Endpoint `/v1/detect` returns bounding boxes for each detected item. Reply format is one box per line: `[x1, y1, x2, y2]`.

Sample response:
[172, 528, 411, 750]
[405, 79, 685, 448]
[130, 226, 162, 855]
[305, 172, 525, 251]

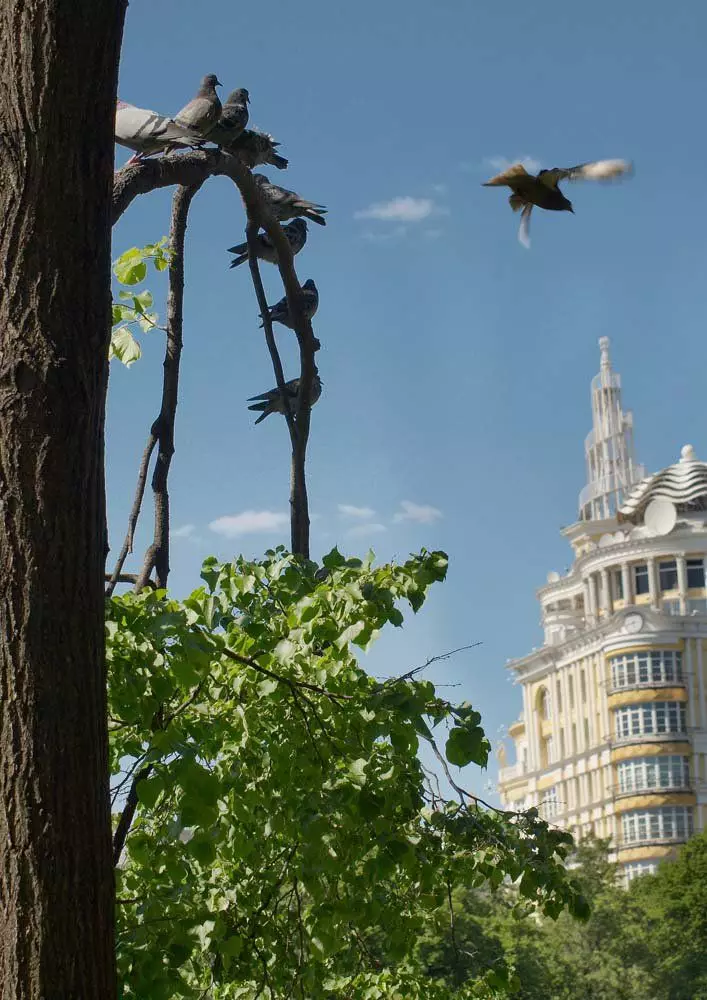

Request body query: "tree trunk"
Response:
[0, 1, 126, 996]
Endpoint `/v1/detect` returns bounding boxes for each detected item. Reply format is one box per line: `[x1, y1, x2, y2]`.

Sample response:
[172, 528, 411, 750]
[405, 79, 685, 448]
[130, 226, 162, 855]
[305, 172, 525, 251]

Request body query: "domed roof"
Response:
[618, 445, 707, 523]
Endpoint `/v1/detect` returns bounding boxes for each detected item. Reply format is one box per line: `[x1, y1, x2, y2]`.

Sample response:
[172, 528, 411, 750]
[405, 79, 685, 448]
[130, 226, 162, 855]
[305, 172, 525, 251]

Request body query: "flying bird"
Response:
[247, 374, 322, 424]
[115, 101, 203, 163]
[260, 279, 319, 329]
[229, 129, 288, 170]
[482, 159, 633, 247]
[174, 74, 222, 135]
[208, 88, 250, 144]
[252, 174, 327, 225]
[227, 219, 308, 268]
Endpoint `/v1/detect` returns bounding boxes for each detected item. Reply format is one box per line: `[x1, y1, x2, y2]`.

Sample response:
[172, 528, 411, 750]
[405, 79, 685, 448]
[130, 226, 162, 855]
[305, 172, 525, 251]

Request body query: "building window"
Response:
[613, 569, 624, 601]
[580, 669, 587, 702]
[584, 717, 590, 747]
[614, 701, 687, 740]
[609, 650, 682, 690]
[540, 786, 559, 819]
[571, 723, 577, 753]
[569, 676, 575, 709]
[634, 564, 650, 596]
[624, 861, 657, 883]
[659, 559, 678, 592]
[556, 680, 563, 714]
[687, 558, 705, 589]
[538, 687, 551, 720]
[621, 806, 693, 845]
[688, 598, 707, 615]
[559, 729, 565, 756]
[662, 598, 681, 616]
[617, 755, 690, 794]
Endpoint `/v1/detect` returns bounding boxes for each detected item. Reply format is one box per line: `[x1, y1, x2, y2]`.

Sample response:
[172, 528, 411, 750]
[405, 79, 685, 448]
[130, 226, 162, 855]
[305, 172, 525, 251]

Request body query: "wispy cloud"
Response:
[355, 196, 442, 223]
[171, 523, 196, 539]
[346, 522, 388, 538]
[484, 155, 542, 175]
[338, 504, 376, 520]
[431, 183, 447, 195]
[208, 510, 288, 538]
[393, 500, 443, 525]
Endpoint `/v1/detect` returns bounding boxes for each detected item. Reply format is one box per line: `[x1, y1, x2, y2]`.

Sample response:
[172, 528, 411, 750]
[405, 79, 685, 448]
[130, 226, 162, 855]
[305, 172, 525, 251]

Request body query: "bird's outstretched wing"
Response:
[538, 159, 633, 188]
[482, 163, 529, 187]
[518, 204, 533, 249]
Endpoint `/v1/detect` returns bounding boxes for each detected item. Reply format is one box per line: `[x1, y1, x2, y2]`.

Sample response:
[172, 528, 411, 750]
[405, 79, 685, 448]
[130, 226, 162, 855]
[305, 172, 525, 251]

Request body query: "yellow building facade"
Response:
[498, 338, 707, 882]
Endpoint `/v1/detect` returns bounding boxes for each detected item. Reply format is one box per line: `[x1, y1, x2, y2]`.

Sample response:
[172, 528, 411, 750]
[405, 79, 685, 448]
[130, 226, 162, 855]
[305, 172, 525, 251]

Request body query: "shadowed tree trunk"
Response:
[0, 1, 127, 996]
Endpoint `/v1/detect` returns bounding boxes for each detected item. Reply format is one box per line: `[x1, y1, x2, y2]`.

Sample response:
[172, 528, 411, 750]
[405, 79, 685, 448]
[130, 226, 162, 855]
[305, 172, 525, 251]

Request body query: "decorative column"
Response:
[589, 574, 599, 623]
[601, 568, 611, 615]
[677, 554, 688, 614]
[621, 563, 632, 606]
[648, 557, 660, 609]
[583, 579, 593, 625]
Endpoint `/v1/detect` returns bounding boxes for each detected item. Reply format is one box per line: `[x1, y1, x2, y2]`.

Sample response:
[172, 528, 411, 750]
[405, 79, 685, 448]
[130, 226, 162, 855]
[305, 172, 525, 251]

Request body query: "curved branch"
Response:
[114, 151, 320, 559]
[135, 182, 203, 591]
[105, 431, 158, 595]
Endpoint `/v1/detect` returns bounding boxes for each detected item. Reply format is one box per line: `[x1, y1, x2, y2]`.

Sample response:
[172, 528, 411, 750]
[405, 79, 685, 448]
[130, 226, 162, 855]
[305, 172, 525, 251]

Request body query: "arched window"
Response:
[537, 687, 551, 720]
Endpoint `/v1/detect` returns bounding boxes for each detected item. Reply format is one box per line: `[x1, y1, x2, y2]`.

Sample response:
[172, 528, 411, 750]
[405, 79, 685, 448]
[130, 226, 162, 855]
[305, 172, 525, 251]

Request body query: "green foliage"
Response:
[109, 548, 582, 998]
[419, 833, 707, 1000]
[110, 239, 170, 366]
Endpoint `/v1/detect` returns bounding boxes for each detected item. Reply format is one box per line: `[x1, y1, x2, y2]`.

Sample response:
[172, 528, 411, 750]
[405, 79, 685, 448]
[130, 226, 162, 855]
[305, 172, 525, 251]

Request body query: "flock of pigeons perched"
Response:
[115, 75, 634, 423]
[115, 74, 325, 425]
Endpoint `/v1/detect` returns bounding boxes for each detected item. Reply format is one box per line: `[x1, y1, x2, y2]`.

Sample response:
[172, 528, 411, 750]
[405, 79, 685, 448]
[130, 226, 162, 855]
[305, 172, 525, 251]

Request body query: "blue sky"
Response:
[110, 0, 707, 798]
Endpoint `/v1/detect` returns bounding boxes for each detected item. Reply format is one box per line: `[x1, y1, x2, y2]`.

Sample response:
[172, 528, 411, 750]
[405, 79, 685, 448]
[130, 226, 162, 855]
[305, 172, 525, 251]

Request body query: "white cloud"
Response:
[485, 155, 542, 175]
[338, 504, 376, 519]
[208, 510, 288, 538]
[346, 522, 388, 538]
[171, 523, 196, 539]
[393, 501, 443, 525]
[355, 196, 438, 223]
[432, 183, 447, 195]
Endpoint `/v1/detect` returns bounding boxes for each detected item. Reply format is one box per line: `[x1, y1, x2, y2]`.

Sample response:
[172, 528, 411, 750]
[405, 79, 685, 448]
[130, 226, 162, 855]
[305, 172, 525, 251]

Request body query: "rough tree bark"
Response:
[0, 1, 127, 997]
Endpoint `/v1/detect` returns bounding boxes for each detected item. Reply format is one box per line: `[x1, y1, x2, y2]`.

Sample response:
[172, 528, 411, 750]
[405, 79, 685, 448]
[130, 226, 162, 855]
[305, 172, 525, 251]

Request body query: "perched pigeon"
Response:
[229, 129, 288, 170]
[174, 74, 222, 136]
[483, 159, 633, 247]
[228, 219, 308, 268]
[115, 101, 203, 163]
[253, 173, 327, 226]
[260, 279, 319, 330]
[207, 88, 250, 143]
[247, 374, 322, 424]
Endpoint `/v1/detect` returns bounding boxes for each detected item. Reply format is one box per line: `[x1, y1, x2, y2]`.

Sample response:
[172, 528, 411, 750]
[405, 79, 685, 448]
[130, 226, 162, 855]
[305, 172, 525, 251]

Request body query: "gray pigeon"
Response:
[115, 101, 203, 163]
[229, 129, 288, 170]
[227, 219, 308, 268]
[174, 74, 222, 136]
[207, 88, 250, 144]
[252, 173, 327, 226]
[483, 158, 633, 248]
[260, 279, 319, 330]
[247, 374, 322, 424]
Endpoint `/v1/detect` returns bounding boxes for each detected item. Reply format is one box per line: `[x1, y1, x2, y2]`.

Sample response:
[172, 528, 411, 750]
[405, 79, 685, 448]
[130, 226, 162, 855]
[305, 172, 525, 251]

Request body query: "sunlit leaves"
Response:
[108, 548, 580, 998]
[110, 238, 170, 367]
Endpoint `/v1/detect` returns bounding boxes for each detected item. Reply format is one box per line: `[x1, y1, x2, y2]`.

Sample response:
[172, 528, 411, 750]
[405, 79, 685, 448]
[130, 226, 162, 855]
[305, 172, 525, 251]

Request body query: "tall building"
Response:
[498, 337, 707, 882]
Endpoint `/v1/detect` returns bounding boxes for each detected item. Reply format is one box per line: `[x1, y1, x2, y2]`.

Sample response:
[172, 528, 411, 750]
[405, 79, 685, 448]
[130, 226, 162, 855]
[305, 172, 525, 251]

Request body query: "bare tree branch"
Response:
[113, 763, 153, 866]
[105, 432, 158, 595]
[135, 182, 203, 591]
[113, 151, 320, 558]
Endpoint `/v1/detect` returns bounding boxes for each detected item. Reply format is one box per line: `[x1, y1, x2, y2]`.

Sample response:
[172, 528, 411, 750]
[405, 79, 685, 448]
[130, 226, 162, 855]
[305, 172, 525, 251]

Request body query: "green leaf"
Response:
[109, 327, 141, 367]
[137, 773, 165, 808]
[445, 724, 486, 767]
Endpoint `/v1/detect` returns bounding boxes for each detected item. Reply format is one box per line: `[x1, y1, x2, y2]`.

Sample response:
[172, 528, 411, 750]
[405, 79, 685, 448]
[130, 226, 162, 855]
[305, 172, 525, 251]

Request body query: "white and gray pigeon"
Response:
[207, 88, 250, 145]
[227, 219, 308, 268]
[229, 129, 288, 170]
[115, 101, 203, 163]
[247, 374, 322, 424]
[174, 74, 222, 136]
[260, 279, 319, 330]
[252, 174, 327, 226]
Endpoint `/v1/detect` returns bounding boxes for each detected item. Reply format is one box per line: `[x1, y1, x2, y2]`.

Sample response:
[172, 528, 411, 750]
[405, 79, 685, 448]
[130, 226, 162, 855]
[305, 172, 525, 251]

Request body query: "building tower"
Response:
[498, 338, 707, 882]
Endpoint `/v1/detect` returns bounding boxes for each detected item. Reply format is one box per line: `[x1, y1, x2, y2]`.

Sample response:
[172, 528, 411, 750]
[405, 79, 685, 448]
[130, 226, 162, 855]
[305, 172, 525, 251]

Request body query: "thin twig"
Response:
[135, 182, 203, 591]
[105, 432, 158, 595]
[221, 645, 352, 702]
[381, 642, 483, 687]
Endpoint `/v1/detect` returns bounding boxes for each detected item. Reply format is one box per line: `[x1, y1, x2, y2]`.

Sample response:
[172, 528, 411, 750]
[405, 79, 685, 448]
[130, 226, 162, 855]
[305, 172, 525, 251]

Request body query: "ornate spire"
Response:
[578, 338, 645, 521]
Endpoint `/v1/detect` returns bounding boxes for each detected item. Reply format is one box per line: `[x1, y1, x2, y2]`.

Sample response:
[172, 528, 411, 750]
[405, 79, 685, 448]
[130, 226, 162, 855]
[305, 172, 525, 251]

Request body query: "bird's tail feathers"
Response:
[303, 210, 327, 226]
[229, 253, 248, 268]
[508, 194, 526, 213]
[269, 152, 288, 169]
[227, 240, 247, 255]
